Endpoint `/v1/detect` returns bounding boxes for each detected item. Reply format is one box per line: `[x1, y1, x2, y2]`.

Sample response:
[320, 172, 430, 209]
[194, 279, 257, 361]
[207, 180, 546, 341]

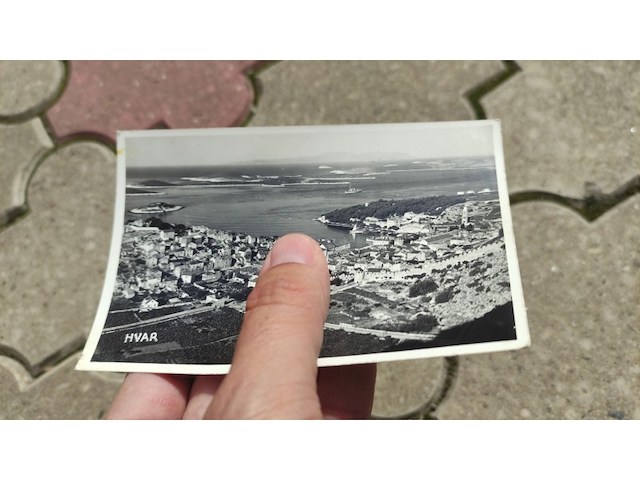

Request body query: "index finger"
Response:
[205, 233, 330, 419]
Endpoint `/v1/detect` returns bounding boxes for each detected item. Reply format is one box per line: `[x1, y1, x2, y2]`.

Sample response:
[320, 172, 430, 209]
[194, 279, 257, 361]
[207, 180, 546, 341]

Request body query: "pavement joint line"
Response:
[243, 60, 640, 418]
[2, 61, 637, 409]
[464, 60, 522, 121]
[424, 60, 522, 415]
[0, 119, 55, 232]
[371, 357, 460, 420]
[44, 60, 267, 145]
[509, 175, 640, 222]
[241, 60, 279, 127]
[421, 356, 460, 419]
[0, 334, 86, 381]
[1, 60, 270, 231]
[0, 61, 286, 389]
[0, 61, 69, 125]
[0, 135, 115, 233]
[466, 60, 640, 222]
[40, 103, 121, 150]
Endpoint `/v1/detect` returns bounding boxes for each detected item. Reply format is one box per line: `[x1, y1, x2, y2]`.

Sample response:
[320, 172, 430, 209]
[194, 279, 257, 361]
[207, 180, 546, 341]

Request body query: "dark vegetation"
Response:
[126, 187, 157, 194]
[435, 287, 455, 304]
[322, 302, 517, 358]
[130, 217, 188, 234]
[413, 314, 438, 332]
[349, 287, 388, 303]
[409, 278, 438, 298]
[137, 179, 175, 187]
[386, 302, 517, 353]
[395, 313, 438, 333]
[94, 307, 243, 364]
[323, 195, 466, 223]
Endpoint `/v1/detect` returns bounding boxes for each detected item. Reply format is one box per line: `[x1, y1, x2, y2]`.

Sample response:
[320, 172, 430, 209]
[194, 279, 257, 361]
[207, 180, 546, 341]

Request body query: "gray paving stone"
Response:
[438, 199, 640, 419]
[251, 60, 503, 126]
[0, 141, 116, 368]
[485, 61, 640, 197]
[0, 354, 122, 419]
[371, 358, 443, 418]
[0, 61, 65, 119]
[4, 60, 636, 420]
[0, 119, 53, 221]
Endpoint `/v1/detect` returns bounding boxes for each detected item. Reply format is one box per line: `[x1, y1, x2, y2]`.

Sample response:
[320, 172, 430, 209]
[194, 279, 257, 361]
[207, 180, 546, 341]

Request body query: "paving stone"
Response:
[0, 142, 116, 368]
[0, 119, 53, 221]
[0, 354, 122, 419]
[250, 60, 503, 126]
[438, 199, 640, 419]
[484, 61, 640, 197]
[371, 358, 444, 418]
[46, 61, 261, 142]
[0, 61, 65, 119]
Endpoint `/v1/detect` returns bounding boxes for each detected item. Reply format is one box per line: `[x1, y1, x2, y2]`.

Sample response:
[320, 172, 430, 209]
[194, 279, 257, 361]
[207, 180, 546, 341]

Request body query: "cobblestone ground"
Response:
[0, 61, 637, 419]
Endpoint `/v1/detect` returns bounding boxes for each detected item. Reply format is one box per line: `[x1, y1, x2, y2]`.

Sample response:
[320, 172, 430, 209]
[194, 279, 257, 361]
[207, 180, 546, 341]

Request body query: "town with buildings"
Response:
[104, 191, 514, 356]
[109, 219, 274, 319]
[320, 192, 513, 345]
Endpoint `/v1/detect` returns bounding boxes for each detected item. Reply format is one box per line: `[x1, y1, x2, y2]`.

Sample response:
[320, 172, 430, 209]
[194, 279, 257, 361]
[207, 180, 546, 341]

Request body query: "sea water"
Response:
[124, 160, 498, 245]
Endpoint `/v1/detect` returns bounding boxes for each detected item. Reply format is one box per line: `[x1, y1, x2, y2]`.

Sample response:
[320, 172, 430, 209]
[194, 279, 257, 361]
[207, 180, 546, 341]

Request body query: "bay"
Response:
[124, 161, 498, 244]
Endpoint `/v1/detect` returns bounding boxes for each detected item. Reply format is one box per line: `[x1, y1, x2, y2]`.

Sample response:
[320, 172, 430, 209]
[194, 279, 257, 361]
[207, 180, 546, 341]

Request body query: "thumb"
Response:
[205, 233, 330, 419]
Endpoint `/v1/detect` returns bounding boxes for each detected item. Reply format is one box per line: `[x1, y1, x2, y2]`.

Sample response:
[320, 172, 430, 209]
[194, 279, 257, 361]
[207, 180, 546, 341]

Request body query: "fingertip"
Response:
[269, 233, 326, 269]
[106, 373, 192, 420]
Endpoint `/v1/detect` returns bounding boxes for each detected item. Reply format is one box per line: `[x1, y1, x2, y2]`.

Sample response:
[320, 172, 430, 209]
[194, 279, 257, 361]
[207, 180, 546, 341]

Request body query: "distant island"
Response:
[127, 174, 364, 190]
[130, 202, 183, 214]
[137, 180, 176, 187]
[126, 187, 163, 196]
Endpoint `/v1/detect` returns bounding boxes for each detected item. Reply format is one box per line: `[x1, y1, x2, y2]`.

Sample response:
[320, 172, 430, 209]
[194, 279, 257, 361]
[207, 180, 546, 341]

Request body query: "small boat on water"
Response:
[130, 202, 183, 214]
[350, 224, 364, 235]
[345, 186, 362, 194]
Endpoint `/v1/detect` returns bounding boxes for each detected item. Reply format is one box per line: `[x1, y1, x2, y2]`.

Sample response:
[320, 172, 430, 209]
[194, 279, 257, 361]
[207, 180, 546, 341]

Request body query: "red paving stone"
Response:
[46, 61, 262, 143]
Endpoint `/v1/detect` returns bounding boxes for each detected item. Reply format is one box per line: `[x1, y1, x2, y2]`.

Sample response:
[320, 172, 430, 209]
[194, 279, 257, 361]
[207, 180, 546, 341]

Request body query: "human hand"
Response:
[106, 233, 377, 419]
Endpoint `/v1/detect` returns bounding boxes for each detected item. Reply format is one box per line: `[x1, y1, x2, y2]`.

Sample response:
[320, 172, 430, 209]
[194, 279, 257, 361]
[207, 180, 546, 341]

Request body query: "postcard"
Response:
[77, 120, 530, 374]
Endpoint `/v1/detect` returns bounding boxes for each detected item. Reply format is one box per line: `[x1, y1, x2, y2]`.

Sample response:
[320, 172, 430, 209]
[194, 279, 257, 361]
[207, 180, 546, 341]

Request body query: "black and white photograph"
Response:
[78, 121, 529, 374]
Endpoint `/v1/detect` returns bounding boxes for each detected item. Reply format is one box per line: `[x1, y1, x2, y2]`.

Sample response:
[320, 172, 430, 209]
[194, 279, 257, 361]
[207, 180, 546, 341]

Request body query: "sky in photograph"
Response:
[122, 121, 498, 168]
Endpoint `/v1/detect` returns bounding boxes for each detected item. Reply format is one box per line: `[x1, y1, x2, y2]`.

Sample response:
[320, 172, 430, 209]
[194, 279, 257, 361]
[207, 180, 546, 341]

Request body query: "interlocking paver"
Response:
[3, 60, 637, 420]
[46, 61, 261, 142]
[0, 119, 53, 222]
[484, 61, 640, 197]
[371, 358, 442, 418]
[250, 60, 507, 416]
[0, 141, 115, 368]
[0, 61, 65, 119]
[0, 355, 121, 419]
[250, 60, 503, 126]
[438, 199, 640, 419]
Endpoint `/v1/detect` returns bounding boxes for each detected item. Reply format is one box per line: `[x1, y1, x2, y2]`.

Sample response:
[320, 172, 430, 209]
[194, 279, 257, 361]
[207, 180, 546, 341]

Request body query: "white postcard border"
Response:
[77, 120, 530, 374]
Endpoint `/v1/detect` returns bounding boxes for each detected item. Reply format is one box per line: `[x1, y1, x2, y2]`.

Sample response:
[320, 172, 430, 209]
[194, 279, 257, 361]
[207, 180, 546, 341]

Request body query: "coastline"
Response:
[95, 188, 514, 365]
